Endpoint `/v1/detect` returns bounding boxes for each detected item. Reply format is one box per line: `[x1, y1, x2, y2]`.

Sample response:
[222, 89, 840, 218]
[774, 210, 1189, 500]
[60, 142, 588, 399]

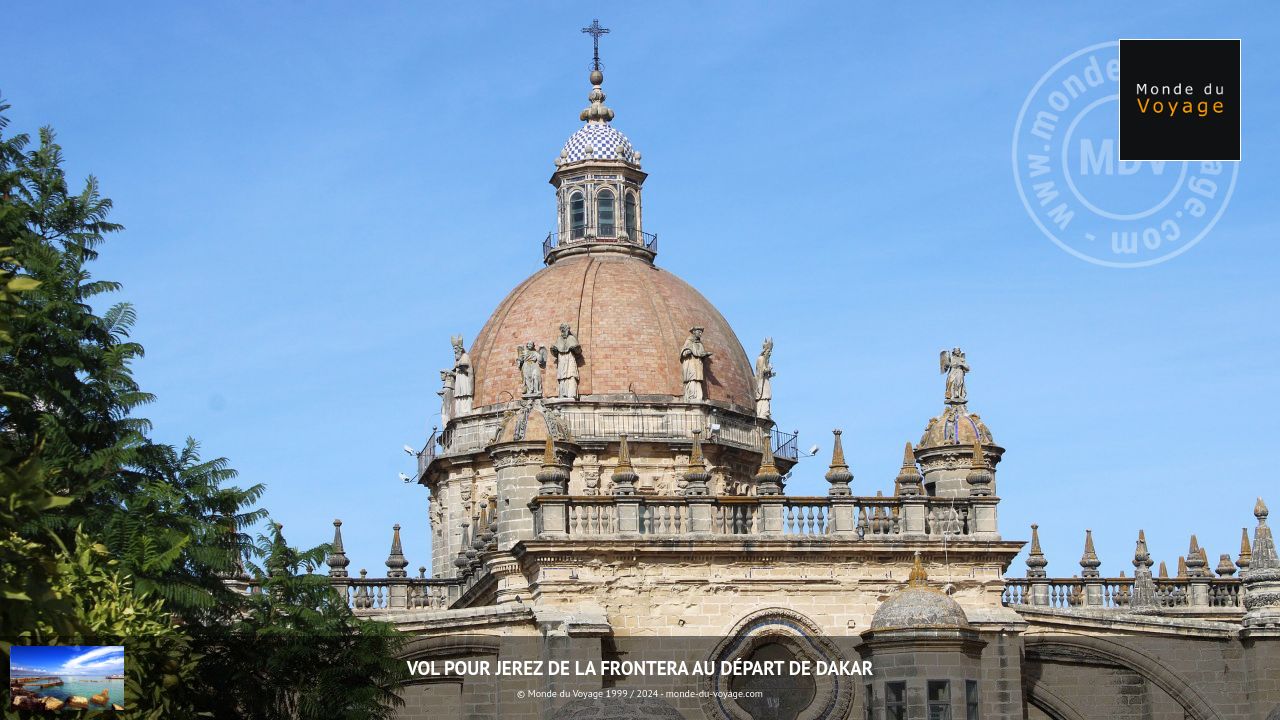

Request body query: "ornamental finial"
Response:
[824, 430, 852, 496]
[580, 20, 615, 122]
[907, 550, 929, 587]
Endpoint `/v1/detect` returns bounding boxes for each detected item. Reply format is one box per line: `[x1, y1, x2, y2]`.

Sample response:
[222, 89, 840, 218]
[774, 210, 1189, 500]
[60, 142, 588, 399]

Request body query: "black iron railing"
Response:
[772, 428, 799, 461]
[543, 227, 658, 261]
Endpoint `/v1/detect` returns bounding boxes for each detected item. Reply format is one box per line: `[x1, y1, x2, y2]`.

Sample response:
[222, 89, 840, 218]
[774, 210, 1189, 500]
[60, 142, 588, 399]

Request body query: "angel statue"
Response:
[550, 323, 582, 399]
[940, 347, 969, 405]
[451, 336, 473, 415]
[754, 337, 775, 419]
[516, 341, 548, 397]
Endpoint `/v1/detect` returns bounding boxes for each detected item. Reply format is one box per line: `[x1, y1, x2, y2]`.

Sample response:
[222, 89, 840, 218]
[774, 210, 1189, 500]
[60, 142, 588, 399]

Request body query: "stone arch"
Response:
[399, 633, 501, 662]
[702, 608, 855, 720]
[1023, 633, 1222, 720]
[1024, 680, 1088, 720]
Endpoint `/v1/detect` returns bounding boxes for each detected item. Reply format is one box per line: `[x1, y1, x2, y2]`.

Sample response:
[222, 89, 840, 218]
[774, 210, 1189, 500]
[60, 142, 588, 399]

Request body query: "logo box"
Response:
[1119, 39, 1240, 161]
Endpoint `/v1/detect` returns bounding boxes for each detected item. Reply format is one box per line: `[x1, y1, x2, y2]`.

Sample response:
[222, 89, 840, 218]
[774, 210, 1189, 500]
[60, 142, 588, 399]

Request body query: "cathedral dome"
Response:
[468, 252, 755, 410]
[870, 587, 971, 630]
[560, 122, 638, 164]
[870, 556, 971, 630]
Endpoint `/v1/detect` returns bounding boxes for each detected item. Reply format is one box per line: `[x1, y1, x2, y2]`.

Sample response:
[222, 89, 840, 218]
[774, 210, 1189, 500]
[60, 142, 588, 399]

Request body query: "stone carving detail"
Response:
[940, 347, 969, 405]
[437, 369, 455, 428]
[490, 449, 542, 471]
[680, 327, 712, 401]
[516, 342, 548, 397]
[754, 337, 775, 418]
[451, 336, 474, 415]
[551, 323, 582, 399]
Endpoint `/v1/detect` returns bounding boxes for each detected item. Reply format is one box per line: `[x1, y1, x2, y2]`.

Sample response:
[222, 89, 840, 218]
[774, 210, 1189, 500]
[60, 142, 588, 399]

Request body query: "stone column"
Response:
[385, 523, 409, 609]
[1026, 524, 1050, 606]
[611, 435, 641, 534]
[491, 438, 575, 549]
[683, 431, 714, 533]
[1079, 529, 1102, 607]
[753, 434, 784, 534]
[326, 519, 350, 602]
[1243, 498, 1280, 628]
[1130, 530, 1157, 611]
[532, 437, 570, 538]
[824, 430, 856, 535]
[1185, 534, 1211, 608]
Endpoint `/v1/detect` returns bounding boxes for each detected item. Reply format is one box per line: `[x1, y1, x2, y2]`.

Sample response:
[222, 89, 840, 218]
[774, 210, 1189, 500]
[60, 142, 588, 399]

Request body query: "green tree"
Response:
[1, 96, 406, 718]
[201, 524, 406, 720]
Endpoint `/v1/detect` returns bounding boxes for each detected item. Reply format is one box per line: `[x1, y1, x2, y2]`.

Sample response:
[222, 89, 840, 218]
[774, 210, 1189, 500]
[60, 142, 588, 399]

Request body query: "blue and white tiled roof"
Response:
[561, 122, 638, 164]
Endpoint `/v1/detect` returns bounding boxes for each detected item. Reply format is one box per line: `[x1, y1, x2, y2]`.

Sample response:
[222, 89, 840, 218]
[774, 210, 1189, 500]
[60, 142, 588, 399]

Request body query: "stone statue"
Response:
[940, 347, 969, 405]
[550, 323, 582, 399]
[437, 369, 455, 427]
[451, 336, 473, 415]
[680, 327, 712, 401]
[516, 341, 548, 397]
[754, 337, 775, 418]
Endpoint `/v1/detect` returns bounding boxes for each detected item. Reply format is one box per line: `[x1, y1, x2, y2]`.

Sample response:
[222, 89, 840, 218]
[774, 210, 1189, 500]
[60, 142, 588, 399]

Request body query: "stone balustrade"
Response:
[1002, 577, 1243, 610]
[530, 494, 997, 539]
[330, 571, 460, 615]
[420, 406, 801, 476]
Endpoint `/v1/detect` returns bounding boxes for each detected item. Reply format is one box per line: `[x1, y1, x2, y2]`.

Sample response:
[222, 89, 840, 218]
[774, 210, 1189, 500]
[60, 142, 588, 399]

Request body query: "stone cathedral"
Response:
[317, 30, 1280, 720]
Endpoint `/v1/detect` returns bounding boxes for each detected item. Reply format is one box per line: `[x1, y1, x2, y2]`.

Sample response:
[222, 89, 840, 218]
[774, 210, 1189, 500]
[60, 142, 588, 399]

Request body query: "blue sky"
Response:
[4, 3, 1278, 580]
[10, 646, 125, 676]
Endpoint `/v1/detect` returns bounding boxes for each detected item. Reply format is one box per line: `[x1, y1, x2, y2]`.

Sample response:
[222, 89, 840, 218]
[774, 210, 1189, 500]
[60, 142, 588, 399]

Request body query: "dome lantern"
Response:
[546, 21, 653, 265]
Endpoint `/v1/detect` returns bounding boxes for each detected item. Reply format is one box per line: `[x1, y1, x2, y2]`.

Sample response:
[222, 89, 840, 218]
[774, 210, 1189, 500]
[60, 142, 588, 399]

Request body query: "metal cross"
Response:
[581, 19, 610, 70]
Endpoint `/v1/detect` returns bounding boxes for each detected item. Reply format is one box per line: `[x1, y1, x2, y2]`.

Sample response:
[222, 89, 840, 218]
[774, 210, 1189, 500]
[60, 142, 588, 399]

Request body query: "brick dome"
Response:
[469, 252, 755, 410]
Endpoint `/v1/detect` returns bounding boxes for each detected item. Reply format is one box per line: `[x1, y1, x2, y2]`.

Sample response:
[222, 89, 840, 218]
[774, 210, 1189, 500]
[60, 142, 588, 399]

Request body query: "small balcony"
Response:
[543, 227, 658, 262]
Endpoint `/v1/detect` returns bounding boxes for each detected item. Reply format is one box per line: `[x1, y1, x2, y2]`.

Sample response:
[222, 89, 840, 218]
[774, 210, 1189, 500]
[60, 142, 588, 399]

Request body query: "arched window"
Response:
[569, 192, 585, 239]
[597, 189, 615, 237]
[625, 192, 638, 236]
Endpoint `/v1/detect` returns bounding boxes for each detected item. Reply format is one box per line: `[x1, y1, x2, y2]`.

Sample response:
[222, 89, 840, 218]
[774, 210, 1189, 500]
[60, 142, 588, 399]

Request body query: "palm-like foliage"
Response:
[2, 95, 406, 718]
[203, 523, 407, 720]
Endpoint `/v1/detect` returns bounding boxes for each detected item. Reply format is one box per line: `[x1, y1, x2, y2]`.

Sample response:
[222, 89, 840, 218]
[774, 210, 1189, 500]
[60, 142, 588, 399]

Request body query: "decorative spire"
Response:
[1158, 561, 1169, 579]
[611, 434, 638, 495]
[579, 20, 615, 122]
[907, 550, 929, 588]
[266, 522, 287, 579]
[754, 432, 783, 495]
[1237, 527, 1252, 571]
[1243, 497, 1280, 626]
[966, 440, 993, 497]
[1026, 524, 1048, 579]
[536, 436, 569, 495]
[1176, 556, 1188, 578]
[1079, 529, 1101, 578]
[824, 430, 853, 496]
[1252, 497, 1277, 570]
[385, 524, 408, 578]
[682, 430, 711, 496]
[894, 441, 924, 497]
[1185, 535, 1207, 577]
[454, 522, 471, 572]
[1216, 554, 1237, 577]
[1133, 529, 1151, 567]
[327, 519, 350, 578]
[1130, 530, 1156, 610]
